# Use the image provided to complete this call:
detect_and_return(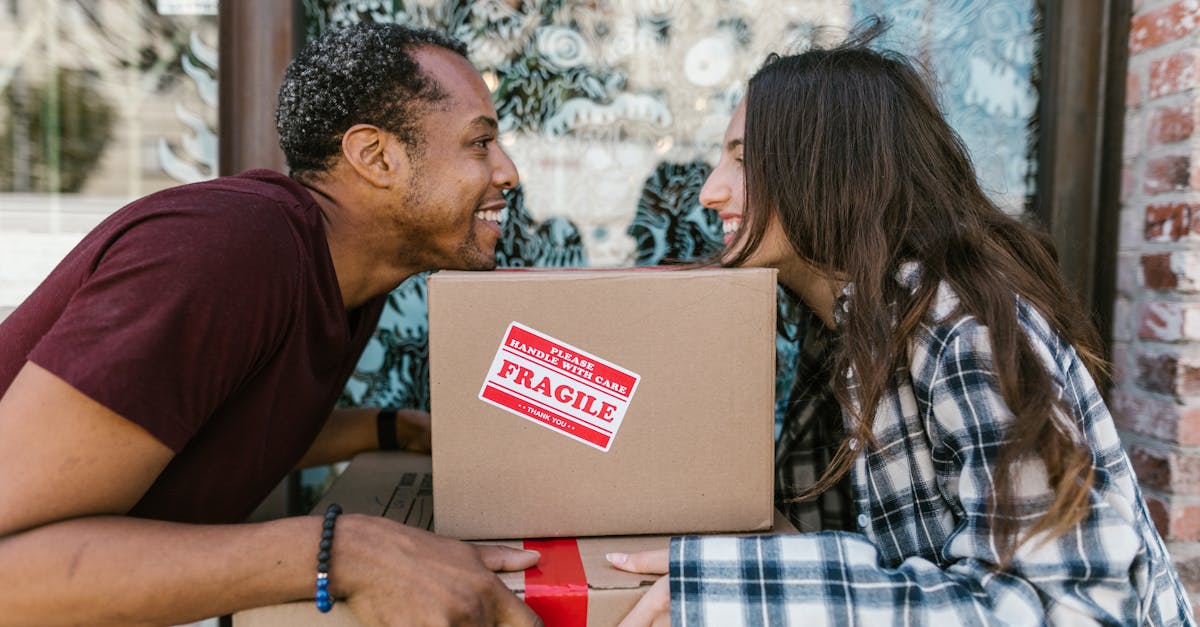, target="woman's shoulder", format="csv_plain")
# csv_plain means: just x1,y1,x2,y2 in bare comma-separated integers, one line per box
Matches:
910,281,1075,380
